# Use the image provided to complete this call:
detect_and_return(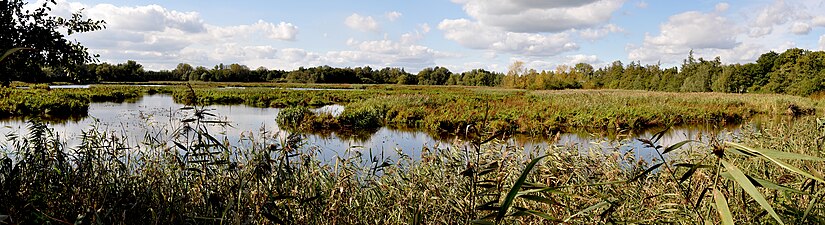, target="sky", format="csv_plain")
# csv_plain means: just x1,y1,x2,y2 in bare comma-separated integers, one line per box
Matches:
33,0,825,72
